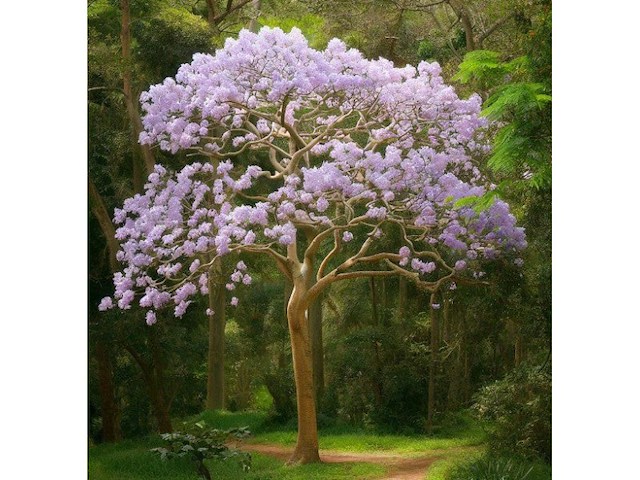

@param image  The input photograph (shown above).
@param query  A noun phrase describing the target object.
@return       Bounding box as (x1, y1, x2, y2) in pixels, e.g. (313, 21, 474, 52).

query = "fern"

(483, 83, 551, 121)
(454, 49, 551, 190)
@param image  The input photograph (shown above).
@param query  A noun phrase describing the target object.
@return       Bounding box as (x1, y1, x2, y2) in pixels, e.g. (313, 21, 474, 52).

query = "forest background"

(1, 1, 639, 479)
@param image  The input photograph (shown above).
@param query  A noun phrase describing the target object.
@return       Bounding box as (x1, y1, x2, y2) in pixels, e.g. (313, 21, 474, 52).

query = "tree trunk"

(386, 4, 406, 62)
(443, 296, 451, 343)
(303, 231, 324, 404)
(248, 0, 261, 33)
(149, 380, 173, 433)
(147, 328, 173, 433)
(381, 277, 388, 325)
(449, 0, 476, 51)
(120, 0, 155, 190)
(205, 0, 217, 26)
(396, 277, 407, 321)
(308, 293, 324, 402)
(514, 334, 523, 367)
(286, 282, 320, 464)
(206, 259, 226, 410)
(95, 342, 122, 442)
(370, 277, 379, 325)
(427, 292, 440, 434)
(461, 309, 471, 403)
(89, 182, 122, 441)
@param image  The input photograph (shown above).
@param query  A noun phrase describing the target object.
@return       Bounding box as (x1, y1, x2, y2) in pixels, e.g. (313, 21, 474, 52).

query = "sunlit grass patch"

(89, 438, 385, 480)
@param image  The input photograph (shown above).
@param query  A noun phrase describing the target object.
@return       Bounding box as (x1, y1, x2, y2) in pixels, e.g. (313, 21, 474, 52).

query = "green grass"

(89, 410, 495, 479)
(89, 437, 385, 480)
(89, 437, 196, 480)
(425, 450, 552, 480)
(189, 410, 486, 455)
(425, 448, 484, 480)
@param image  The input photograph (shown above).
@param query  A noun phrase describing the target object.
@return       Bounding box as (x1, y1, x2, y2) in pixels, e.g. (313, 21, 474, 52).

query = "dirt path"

(241, 443, 442, 480)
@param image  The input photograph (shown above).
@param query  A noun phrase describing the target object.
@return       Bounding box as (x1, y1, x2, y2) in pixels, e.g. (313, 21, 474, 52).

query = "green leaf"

(453, 50, 506, 84)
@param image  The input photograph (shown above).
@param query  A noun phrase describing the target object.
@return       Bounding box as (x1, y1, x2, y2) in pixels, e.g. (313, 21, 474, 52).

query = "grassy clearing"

(193, 410, 486, 454)
(424, 448, 484, 480)
(89, 410, 502, 480)
(89, 437, 385, 480)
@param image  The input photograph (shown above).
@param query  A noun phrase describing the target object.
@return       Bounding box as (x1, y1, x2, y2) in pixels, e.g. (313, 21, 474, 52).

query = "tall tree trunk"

(461, 308, 471, 404)
(386, 4, 406, 61)
(147, 328, 173, 433)
(248, 0, 261, 33)
(396, 277, 407, 321)
(206, 259, 226, 410)
(95, 342, 122, 442)
(304, 231, 324, 403)
(514, 334, 523, 367)
(381, 277, 388, 325)
(427, 291, 440, 434)
(449, 0, 476, 51)
(509, 319, 524, 367)
(149, 380, 173, 433)
(89, 180, 123, 441)
(120, 0, 155, 190)
(205, 0, 217, 26)
(287, 281, 320, 464)
(443, 295, 451, 343)
(124, 342, 173, 433)
(370, 277, 379, 325)
(308, 294, 324, 402)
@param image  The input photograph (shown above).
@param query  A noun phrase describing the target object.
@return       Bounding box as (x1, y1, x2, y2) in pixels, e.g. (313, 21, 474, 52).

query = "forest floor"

(241, 443, 478, 479)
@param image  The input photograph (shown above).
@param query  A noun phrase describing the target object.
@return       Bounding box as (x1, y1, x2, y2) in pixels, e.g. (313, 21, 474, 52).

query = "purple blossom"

(230, 297, 239, 306)
(231, 271, 243, 283)
(146, 311, 157, 326)
(104, 27, 526, 323)
(98, 297, 113, 311)
(411, 258, 436, 274)
(455, 260, 467, 270)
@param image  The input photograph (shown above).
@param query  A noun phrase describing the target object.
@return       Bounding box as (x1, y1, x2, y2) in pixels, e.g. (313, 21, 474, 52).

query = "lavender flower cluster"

(101, 27, 526, 322)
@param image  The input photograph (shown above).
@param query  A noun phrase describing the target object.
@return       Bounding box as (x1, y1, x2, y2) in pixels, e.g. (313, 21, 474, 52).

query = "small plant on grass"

(151, 420, 251, 480)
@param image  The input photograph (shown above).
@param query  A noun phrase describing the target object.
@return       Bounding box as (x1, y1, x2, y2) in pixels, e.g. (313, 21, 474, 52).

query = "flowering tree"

(99, 27, 526, 464)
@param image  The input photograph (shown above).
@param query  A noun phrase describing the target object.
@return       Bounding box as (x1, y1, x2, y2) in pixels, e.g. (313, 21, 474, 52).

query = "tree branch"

(88, 177, 120, 272)
(477, 13, 515, 47)
(213, 0, 252, 24)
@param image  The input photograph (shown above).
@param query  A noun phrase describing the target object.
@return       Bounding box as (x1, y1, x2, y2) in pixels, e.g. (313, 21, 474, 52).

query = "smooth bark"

(286, 279, 320, 464)
(308, 293, 324, 401)
(427, 291, 440, 433)
(206, 259, 226, 410)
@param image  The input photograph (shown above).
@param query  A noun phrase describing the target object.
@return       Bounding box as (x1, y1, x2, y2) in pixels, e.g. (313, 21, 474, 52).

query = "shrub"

(473, 365, 551, 461)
